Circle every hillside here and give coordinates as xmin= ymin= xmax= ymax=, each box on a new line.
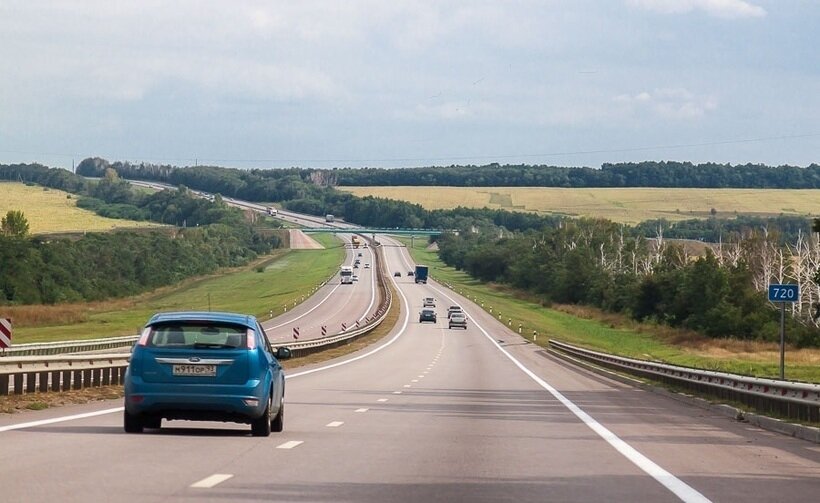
xmin=0 ymin=181 xmax=161 ymax=234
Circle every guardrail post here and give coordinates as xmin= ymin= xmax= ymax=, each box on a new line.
xmin=26 ymin=372 xmax=36 ymax=393
xmin=38 ymin=371 xmax=49 ymax=392
xmin=13 ymin=374 xmax=23 ymax=395
xmin=72 ymin=370 xmax=82 ymax=390
xmin=51 ymin=370 xmax=61 ymax=392
xmin=0 ymin=374 xmax=9 ymax=396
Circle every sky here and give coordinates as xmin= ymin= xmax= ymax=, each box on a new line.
xmin=0 ymin=0 xmax=818 ymax=171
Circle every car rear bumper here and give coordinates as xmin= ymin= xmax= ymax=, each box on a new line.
xmin=124 ymin=378 xmax=269 ymax=420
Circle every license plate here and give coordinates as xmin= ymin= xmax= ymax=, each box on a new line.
xmin=172 ymin=364 xmax=216 ymax=377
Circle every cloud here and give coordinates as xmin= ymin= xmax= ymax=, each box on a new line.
xmin=627 ymin=0 xmax=766 ymax=19
xmin=614 ymin=88 xmax=718 ymax=119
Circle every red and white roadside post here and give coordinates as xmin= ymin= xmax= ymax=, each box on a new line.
xmin=0 ymin=318 xmax=11 ymax=355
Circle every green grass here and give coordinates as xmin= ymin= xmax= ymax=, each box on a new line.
xmin=399 ymin=237 xmax=820 ymax=383
xmin=13 ymin=234 xmax=346 ymax=343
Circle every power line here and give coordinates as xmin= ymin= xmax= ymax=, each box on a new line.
xmin=0 ymin=132 xmax=817 ymax=166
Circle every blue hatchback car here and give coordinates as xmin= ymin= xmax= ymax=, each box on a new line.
xmin=124 ymin=311 xmax=291 ymax=436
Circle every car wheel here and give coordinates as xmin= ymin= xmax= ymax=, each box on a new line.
xmin=272 ymin=396 xmax=284 ymax=433
xmin=124 ymin=409 xmax=144 ymax=433
xmin=251 ymin=393 xmax=273 ymax=437
xmin=144 ymin=417 xmax=161 ymax=429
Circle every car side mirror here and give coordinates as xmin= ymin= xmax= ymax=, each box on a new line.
xmin=276 ymin=347 xmax=292 ymax=360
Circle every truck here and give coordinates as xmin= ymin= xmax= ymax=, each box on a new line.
xmin=266 ymin=207 xmax=277 ymax=216
xmin=414 ymin=265 xmax=429 ymax=284
xmin=340 ymin=266 xmax=353 ymax=285
xmin=351 ymin=236 xmax=360 ymax=248
xmin=325 ymin=214 xmax=335 ymax=223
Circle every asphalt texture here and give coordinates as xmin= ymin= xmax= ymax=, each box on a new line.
xmin=0 ymin=236 xmax=818 ymax=502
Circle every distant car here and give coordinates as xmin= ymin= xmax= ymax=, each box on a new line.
xmin=447 ymin=305 xmax=463 ymax=318
xmin=354 ymin=259 xmax=360 ymax=265
xmin=449 ymin=312 xmax=467 ymax=329
xmin=419 ymin=309 xmax=437 ymax=323
xmin=123 ymin=311 xmax=291 ymax=436
xmin=407 ymin=270 xmax=414 ymax=276
xmin=422 ymin=297 xmax=436 ymax=308
xmin=358 ymin=252 xmax=363 ymax=257
xmin=394 ymin=271 xmax=401 ymax=277
xmin=364 ymin=263 xmax=370 ymax=269
xmin=352 ymin=275 xmax=359 ymax=282
xmin=354 ymin=263 xmax=359 ymax=269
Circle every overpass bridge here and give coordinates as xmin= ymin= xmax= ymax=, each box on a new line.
xmin=301 ymin=227 xmax=446 ymax=236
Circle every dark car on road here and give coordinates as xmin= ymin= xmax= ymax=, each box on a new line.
xmin=394 ymin=271 xmax=401 ymax=277
xmin=419 ymin=309 xmax=437 ymax=323
xmin=124 ymin=311 xmax=291 ymax=436
xmin=407 ymin=270 xmax=414 ymax=276
xmin=449 ymin=312 xmax=467 ymax=329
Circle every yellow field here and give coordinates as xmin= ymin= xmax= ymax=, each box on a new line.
xmin=339 ymin=186 xmax=820 ymax=224
xmin=0 ymin=182 xmax=162 ymax=234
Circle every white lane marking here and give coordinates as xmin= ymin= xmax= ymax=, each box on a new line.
xmin=276 ymin=440 xmax=304 ymax=449
xmin=411 ymin=379 xmax=419 ymax=383
xmin=427 ymin=281 xmax=712 ymax=503
xmin=393 ymin=391 xmax=403 ymax=394
xmin=0 ymin=407 xmax=124 ymax=433
xmin=266 ymin=282 xmax=343 ymax=330
xmin=418 ymin=375 xmax=425 ymax=378
xmin=355 ymin=408 xmax=369 ymax=413
xmin=326 ymin=421 xmax=344 ymax=427
xmin=286 ymin=247 xmax=412 ymax=379
xmin=403 ymin=384 xmax=411 ymax=388
xmin=190 ymin=474 xmax=233 ymax=489
xmin=377 ymin=398 xmax=389 ymax=402
xmin=0 ymin=240 xmax=411 ymax=435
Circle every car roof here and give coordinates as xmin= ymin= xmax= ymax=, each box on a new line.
xmin=147 ymin=311 xmax=257 ymax=329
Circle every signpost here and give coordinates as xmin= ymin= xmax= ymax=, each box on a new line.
xmin=768 ymin=284 xmax=799 ymax=379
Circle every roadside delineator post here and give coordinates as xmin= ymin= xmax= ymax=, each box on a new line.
xmin=292 ymin=327 xmax=300 ymax=340
xmin=321 ymin=325 xmax=327 ymax=336
xmin=518 ymin=324 xmax=522 ymax=334
xmin=356 ymin=320 xmax=361 ymax=328
xmin=283 ymin=305 xmax=287 ymax=312
xmin=341 ymin=322 xmax=347 ymax=332
xmin=533 ymin=331 xmax=538 ymax=341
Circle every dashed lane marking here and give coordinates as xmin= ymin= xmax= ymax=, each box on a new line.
xmin=276 ymin=440 xmax=304 ymax=449
xmin=355 ymin=408 xmax=369 ymax=413
xmin=326 ymin=421 xmax=344 ymax=427
xmin=377 ymin=398 xmax=389 ymax=402
xmin=191 ymin=474 xmax=233 ymax=489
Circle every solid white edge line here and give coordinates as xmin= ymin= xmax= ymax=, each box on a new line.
xmin=390 ymin=236 xmax=709 ymax=503
xmin=190 ymin=473 xmax=234 ymax=489
xmin=425 ymin=282 xmax=711 ymax=503
xmin=286 ymin=238 xmax=412 ymax=379
xmin=0 ymin=407 xmax=124 ymax=433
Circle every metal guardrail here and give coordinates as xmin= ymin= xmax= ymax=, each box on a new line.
xmin=548 ymin=339 xmax=820 ymax=423
xmin=2 ymin=335 xmax=139 ymax=357
xmin=1 ymin=239 xmax=393 ymax=396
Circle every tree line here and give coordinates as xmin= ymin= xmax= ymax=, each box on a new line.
xmin=0 ymin=163 xmax=281 ymax=305
xmin=324 ymin=161 xmax=820 ymax=188
xmin=438 ymin=219 xmax=820 ymax=347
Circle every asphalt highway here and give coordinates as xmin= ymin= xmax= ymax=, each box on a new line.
xmin=0 ymin=236 xmax=818 ymax=502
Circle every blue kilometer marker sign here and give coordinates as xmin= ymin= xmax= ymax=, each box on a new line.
xmin=768 ymin=284 xmax=799 ymax=303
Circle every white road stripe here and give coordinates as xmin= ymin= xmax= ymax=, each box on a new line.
xmin=403 ymin=384 xmax=411 ymax=388
xmin=355 ymin=408 xmax=369 ymax=413
xmin=0 ymin=407 xmax=124 ymax=433
xmin=276 ymin=440 xmax=304 ymax=449
xmin=393 ymin=391 xmax=402 ymax=394
xmin=427 ymin=282 xmax=712 ymax=503
xmin=190 ymin=474 xmax=233 ymax=489
xmin=377 ymin=398 xmax=388 ymax=402
xmin=326 ymin=421 xmax=344 ymax=427
xmin=411 ymin=379 xmax=419 ymax=383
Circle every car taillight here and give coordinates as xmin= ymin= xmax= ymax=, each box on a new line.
xmin=137 ymin=327 xmax=152 ymax=347
xmin=246 ymin=328 xmax=257 ymax=349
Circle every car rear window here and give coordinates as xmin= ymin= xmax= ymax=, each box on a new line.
xmin=146 ymin=322 xmax=249 ymax=349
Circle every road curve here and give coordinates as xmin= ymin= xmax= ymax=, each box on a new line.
xmin=1 ymin=242 xmax=817 ymax=500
